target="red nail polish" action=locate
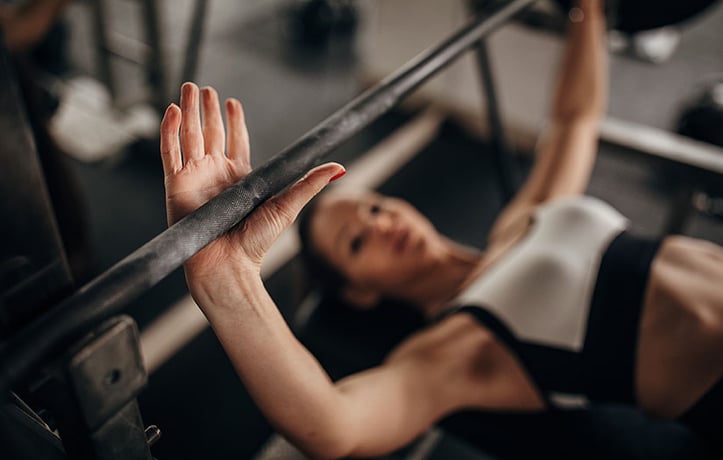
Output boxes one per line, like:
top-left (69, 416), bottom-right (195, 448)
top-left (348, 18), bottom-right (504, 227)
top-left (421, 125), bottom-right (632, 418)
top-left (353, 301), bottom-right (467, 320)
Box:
top-left (329, 170), bottom-right (346, 182)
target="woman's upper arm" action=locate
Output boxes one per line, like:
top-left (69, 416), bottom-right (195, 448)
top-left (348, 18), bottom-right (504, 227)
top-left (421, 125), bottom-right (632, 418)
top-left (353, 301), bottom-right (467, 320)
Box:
top-left (328, 320), bottom-right (490, 457)
top-left (320, 316), bottom-right (545, 457)
top-left (526, 119), bottom-right (600, 201)
top-left (330, 361), bottom-right (446, 457)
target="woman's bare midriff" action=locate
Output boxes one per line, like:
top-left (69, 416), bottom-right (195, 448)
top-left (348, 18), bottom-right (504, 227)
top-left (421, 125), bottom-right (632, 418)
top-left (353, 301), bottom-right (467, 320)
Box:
top-left (636, 235), bottom-right (723, 418)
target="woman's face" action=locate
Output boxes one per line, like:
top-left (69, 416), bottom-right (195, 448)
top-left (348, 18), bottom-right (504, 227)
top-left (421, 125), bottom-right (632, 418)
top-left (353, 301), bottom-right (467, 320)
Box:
top-left (309, 190), bottom-right (443, 296)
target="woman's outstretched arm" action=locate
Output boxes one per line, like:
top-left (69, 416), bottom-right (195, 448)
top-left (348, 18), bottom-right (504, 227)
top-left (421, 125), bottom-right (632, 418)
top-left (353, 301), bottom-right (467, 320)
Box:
top-left (490, 0), bottom-right (607, 240)
top-left (160, 83), bottom-right (493, 458)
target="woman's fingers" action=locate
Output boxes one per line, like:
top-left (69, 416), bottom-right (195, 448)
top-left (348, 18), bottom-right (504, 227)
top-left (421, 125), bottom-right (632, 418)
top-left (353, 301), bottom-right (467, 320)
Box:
top-left (160, 103), bottom-right (182, 176)
top-left (225, 98), bottom-right (251, 173)
top-left (173, 85), bottom-right (250, 169)
top-left (201, 86), bottom-right (225, 156)
top-left (180, 82), bottom-right (204, 162)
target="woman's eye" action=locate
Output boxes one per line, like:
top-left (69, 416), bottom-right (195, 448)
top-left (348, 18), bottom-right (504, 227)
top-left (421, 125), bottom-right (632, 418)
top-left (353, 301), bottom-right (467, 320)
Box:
top-left (369, 204), bottom-right (381, 215)
top-left (350, 235), bottom-right (363, 255)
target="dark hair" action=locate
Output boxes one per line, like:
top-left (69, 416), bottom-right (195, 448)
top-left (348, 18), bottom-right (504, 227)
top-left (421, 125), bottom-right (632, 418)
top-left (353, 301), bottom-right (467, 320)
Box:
top-left (297, 195), bottom-right (348, 301)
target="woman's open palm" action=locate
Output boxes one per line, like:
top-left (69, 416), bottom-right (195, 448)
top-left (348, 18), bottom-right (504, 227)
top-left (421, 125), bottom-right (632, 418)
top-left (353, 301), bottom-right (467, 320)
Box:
top-left (160, 83), bottom-right (344, 278)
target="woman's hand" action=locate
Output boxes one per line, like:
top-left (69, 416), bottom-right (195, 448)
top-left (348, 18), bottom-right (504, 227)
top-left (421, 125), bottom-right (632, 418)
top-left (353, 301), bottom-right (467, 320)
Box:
top-left (160, 82), bottom-right (344, 282)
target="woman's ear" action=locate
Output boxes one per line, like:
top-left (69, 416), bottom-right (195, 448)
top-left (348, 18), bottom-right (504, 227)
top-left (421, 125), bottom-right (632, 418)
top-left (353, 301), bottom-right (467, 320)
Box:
top-left (341, 284), bottom-right (381, 310)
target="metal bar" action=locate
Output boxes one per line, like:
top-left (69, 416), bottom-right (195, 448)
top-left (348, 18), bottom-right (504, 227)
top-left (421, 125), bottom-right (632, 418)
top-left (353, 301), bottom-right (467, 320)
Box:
top-left (0, 0), bottom-right (537, 394)
top-left (600, 117), bottom-right (723, 177)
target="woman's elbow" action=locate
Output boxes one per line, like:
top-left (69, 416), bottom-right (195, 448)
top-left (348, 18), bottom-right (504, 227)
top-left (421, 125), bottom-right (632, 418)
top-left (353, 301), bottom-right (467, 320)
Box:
top-left (552, 107), bottom-right (604, 126)
top-left (301, 441), bottom-right (353, 460)
top-left (285, 423), bottom-right (356, 459)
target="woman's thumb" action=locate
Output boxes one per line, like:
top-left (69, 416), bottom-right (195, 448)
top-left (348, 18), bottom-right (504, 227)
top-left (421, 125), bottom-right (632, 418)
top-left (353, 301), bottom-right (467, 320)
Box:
top-left (266, 162), bottom-right (346, 228)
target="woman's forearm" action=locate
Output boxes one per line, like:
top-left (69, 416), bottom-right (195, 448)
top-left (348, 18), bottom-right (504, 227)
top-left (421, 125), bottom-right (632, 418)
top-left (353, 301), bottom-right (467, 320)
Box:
top-left (550, 0), bottom-right (607, 122)
top-left (489, 0), bottom-right (608, 221)
top-left (515, 0), bottom-right (607, 202)
top-left (189, 271), bottom-right (354, 458)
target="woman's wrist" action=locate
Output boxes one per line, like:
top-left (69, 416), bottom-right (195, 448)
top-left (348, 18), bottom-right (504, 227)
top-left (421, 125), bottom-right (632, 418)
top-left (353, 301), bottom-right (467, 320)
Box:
top-left (185, 261), bottom-right (264, 308)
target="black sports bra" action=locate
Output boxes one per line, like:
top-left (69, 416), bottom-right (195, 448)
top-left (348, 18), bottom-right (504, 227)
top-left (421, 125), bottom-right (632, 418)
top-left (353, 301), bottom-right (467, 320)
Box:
top-left (444, 230), bottom-right (661, 407)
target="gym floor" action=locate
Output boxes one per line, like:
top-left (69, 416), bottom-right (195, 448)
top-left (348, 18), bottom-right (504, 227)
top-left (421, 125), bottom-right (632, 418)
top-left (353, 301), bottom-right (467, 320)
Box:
top-left (33, 0), bottom-right (723, 458)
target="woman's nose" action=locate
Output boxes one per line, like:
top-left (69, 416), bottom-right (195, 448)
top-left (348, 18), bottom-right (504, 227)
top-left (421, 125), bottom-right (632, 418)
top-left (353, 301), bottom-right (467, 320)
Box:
top-left (371, 212), bottom-right (394, 235)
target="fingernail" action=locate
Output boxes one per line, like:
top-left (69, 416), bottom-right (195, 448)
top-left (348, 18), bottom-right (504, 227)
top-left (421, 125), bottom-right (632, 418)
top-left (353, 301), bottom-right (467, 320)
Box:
top-left (181, 82), bottom-right (196, 96)
top-left (329, 170), bottom-right (346, 182)
top-left (164, 103), bottom-right (179, 118)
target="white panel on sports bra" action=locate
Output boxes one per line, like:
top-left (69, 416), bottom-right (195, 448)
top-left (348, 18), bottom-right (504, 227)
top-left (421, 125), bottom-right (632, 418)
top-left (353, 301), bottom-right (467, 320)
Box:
top-left (454, 196), bottom-right (628, 351)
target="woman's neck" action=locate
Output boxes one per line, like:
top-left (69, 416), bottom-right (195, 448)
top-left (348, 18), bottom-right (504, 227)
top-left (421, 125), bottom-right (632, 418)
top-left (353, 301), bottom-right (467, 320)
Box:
top-left (404, 238), bottom-right (484, 319)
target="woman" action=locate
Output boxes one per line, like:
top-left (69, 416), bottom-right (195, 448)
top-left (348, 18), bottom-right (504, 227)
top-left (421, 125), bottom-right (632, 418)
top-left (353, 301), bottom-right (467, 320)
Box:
top-left (159, 1), bottom-right (723, 457)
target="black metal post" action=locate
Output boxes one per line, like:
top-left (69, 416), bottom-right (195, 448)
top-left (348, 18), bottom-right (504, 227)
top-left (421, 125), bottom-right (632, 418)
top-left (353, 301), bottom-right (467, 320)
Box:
top-left (471, 37), bottom-right (519, 203)
top-left (468, 0), bottom-right (519, 204)
top-left (179, 0), bottom-right (209, 88)
top-left (0, 0), bottom-right (538, 394)
top-left (141, 0), bottom-right (170, 115)
top-left (91, 0), bottom-right (117, 103)
top-left (664, 183), bottom-right (694, 235)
